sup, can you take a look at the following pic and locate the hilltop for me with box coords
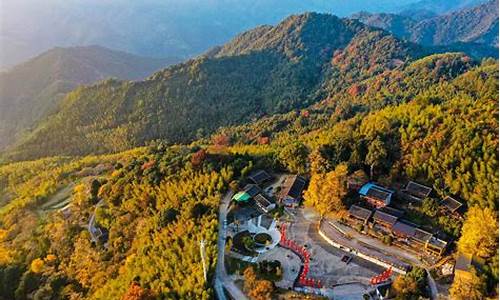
[0,46,179,150]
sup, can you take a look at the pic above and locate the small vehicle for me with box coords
[341,255,352,264]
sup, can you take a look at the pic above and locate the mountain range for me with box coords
[0,0,487,70]
[0,46,179,150]
[398,0,489,15]
[0,0,498,161]
[353,0,498,47]
[0,3,498,299]
[1,8,493,162]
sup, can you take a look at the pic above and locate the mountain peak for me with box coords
[214,12,364,60]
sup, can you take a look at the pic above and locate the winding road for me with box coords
[214,191,248,300]
[88,199,104,243]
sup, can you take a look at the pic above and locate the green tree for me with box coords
[365,138,388,179]
[242,236,255,251]
[278,142,308,174]
[391,267,427,299]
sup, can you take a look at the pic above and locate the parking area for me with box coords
[257,247,301,289]
[284,208,384,289]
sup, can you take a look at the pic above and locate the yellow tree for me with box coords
[30,258,45,273]
[309,147,331,174]
[458,206,498,259]
[449,268,486,300]
[304,163,348,217]
[391,274,418,298]
[243,267,257,292]
[248,280,274,300]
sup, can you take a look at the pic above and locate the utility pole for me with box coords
[200,239,207,283]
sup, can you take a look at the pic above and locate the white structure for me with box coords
[229,214,281,254]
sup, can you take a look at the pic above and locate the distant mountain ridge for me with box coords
[2,13,430,161]
[353,0,498,47]
[4,10,496,162]
[0,45,179,150]
[399,0,489,15]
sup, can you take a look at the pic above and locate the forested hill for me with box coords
[353,0,499,47]
[0,46,179,151]
[2,13,427,161]
[0,55,496,300]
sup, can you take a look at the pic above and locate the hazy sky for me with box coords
[0,0,427,69]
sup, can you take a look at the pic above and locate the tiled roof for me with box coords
[379,206,404,218]
[373,210,399,226]
[348,205,373,221]
[248,170,272,185]
[281,175,306,199]
[244,184,261,197]
[359,183,394,202]
[405,181,432,199]
[413,228,432,243]
[392,221,417,237]
[455,253,473,272]
[441,196,463,212]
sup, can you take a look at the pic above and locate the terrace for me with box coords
[372,209,399,229]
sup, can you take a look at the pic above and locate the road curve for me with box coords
[427,269,438,300]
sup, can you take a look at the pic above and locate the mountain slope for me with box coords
[0,45,179,150]
[353,0,499,47]
[2,13,426,161]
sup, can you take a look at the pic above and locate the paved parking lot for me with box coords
[256,246,301,289]
[286,209,382,288]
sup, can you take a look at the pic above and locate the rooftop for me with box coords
[259,214,274,230]
[232,191,251,202]
[243,184,261,198]
[359,183,394,202]
[227,203,260,223]
[441,196,463,213]
[373,209,399,226]
[248,170,272,185]
[379,206,405,218]
[413,228,433,243]
[281,175,307,200]
[254,193,274,208]
[428,236,447,250]
[348,205,373,221]
[392,221,417,237]
[455,253,473,272]
[404,181,432,199]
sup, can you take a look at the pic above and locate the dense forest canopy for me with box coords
[0,144,262,299]
[2,12,496,162]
